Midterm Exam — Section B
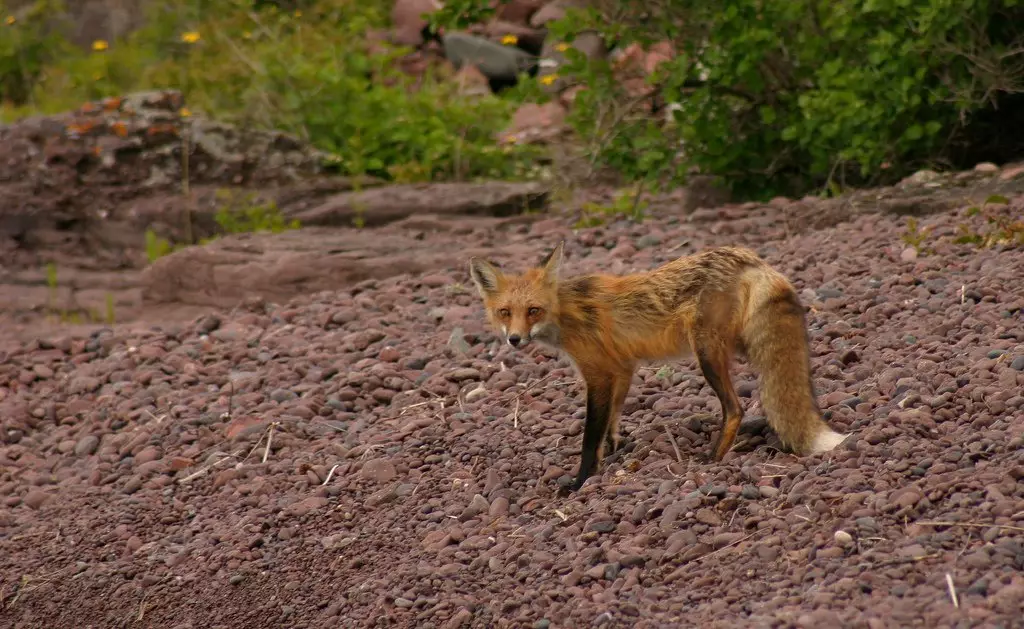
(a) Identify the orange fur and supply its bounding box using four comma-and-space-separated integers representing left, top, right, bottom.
469, 241, 848, 491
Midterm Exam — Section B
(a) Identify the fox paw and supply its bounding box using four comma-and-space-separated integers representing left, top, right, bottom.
604, 437, 635, 463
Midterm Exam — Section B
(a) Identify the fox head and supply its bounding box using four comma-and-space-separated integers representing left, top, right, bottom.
468, 241, 564, 349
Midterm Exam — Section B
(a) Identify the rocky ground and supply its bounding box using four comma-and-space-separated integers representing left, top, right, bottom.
2, 152, 1023, 627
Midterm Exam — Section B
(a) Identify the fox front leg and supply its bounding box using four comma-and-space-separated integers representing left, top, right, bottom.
569, 374, 614, 491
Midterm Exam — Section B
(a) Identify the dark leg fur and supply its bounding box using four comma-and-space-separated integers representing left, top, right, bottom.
571, 375, 613, 491
697, 346, 745, 461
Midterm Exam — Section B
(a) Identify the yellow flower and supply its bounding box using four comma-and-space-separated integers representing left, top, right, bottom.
294, 10, 302, 17
242, 31, 252, 39
92, 40, 109, 52
539, 74, 558, 86
5, 15, 15, 26
181, 31, 200, 44
555, 42, 570, 52
501, 34, 518, 45
179, 107, 191, 118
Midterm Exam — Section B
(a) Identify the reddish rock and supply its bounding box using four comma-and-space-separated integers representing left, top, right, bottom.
391, 0, 443, 46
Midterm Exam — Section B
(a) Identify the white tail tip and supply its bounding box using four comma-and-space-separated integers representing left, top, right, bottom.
811, 429, 849, 454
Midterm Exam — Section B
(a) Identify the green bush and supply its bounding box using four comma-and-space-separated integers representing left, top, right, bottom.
2, 0, 545, 182
546, 0, 1024, 200
1, 0, 72, 110
211, 189, 300, 234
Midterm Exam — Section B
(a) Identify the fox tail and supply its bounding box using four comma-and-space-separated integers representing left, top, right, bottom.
741, 270, 849, 455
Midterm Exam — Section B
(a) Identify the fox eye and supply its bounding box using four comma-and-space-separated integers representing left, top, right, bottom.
527, 307, 542, 317
498, 308, 511, 318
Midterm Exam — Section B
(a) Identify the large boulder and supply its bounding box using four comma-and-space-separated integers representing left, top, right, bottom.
139, 216, 541, 308
289, 181, 549, 228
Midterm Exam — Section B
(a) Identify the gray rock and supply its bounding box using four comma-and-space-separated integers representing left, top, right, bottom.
442, 32, 536, 82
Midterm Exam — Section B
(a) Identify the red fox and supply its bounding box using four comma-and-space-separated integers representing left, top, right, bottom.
468, 241, 849, 491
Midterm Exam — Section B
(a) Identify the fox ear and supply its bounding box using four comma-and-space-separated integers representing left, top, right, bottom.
538, 240, 564, 281
468, 257, 502, 297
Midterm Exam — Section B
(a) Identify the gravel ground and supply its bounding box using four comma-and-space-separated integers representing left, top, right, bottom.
2, 194, 1023, 629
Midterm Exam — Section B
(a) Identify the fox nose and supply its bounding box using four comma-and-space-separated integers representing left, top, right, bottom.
507, 334, 522, 347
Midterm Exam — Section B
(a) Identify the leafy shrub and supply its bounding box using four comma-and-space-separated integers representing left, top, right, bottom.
211, 189, 299, 234
0, 0, 72, 111
546, 0, 1024, 200
2, 0, 545, 182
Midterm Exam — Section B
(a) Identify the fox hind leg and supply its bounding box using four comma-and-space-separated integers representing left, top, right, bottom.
696, 344, 745, 462
603, 368, 635, 457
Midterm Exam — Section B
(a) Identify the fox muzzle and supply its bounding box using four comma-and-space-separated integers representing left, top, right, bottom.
507, 334, 530, 348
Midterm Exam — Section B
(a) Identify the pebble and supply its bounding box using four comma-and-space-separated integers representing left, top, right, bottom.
23, 490, 50, 509
833, 530, 854, 547
74, 435, 100, 456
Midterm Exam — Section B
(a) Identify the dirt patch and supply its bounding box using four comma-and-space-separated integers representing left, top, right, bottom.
2, 184, 1022, 627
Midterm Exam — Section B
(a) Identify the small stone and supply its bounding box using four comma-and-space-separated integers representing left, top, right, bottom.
900, 247, 918, 262
695, 508, 722, 526
23, 490, 50, 509
394, 597, 414, 608
449, 608, 473, 627
229, 574, 245, 585
1011, 356, 1024, 371
285, 496, 329, 517
898, 543, 928, 559
967, 578, 988, 596
134, 446, 161, 466
587, 519, 616, 534
759, 486, 779, 499
448, 328, 471, 354
465, 386, 488, 403
461, 494, 490, 520
360, 460, 397, 483
270, 388, 298, 403
488, 496, 509, 517
974, 162, 999, 173
833, 530, 854, 547
74, 435, 100, 456
447, 368, 481, 382
636, 234, 661, 249
379, 347, 401, 362
620, 554, 646, 568
197, 315, 221, 334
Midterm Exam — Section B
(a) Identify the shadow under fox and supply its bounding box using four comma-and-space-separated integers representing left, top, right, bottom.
469, 241, 848, 491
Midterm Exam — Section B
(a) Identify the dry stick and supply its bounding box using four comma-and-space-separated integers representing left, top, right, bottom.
321, 464, 340, 486
262, 422, 278, 464
180, 115, 194, 246
513, 372, 557, 402
227, 378, 235, 420
686, 530, 762, 566
916, 520, 1024, 534
177, 449, 242, 484
664, 426, 684, 464
240, 424, 274, 464
945, 573, 960, 609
